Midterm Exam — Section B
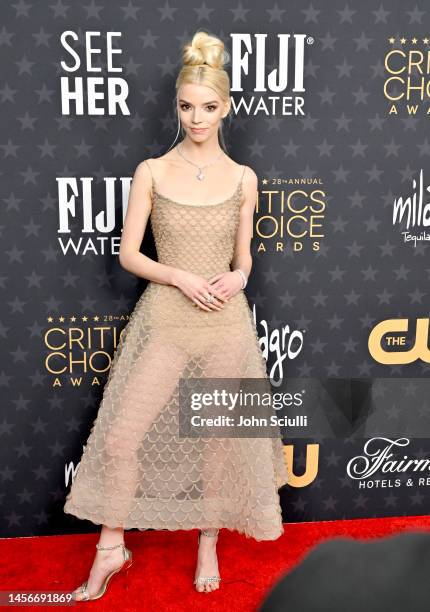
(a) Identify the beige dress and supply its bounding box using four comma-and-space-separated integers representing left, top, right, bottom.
63, 160, 289, 541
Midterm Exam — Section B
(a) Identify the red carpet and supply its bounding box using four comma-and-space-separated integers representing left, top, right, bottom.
2, 516, 430, 611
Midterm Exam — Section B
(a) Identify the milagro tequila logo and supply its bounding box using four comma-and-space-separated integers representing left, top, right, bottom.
346, 437, 430, 489
392, 168, 430, 246
230, 33, 314, 117
252, 303, 304, 385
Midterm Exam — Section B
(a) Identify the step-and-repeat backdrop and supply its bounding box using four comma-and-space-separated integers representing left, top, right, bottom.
2, 1, 430, 537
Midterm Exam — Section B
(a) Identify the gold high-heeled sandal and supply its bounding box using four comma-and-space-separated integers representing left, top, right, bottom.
71, 541, 133, 601
194, 529, 221, 590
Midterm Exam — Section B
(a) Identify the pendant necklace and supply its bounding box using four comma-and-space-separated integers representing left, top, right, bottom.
177, 143, 225, 180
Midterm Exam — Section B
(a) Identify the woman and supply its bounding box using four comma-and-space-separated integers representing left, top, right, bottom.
64, 29, 289, 600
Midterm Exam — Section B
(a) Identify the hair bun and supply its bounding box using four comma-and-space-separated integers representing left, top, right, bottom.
182, 30, 229, 71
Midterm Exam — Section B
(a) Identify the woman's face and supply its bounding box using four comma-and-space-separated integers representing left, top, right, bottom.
177, 83, 229, 142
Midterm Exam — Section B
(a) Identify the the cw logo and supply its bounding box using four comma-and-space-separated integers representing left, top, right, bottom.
368, 318, 430, 364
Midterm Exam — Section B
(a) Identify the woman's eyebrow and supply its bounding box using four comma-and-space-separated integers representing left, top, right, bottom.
178, 99, 218, 105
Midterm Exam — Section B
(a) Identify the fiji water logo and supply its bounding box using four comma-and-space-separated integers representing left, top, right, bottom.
230, 33, 315, 117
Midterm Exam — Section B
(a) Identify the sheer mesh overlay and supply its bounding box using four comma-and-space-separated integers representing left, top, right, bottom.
63, 161, 289, 541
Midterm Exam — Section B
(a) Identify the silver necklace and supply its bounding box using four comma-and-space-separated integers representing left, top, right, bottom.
177, 143, 225, 181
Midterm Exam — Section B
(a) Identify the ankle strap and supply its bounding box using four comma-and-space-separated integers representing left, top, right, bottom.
96, 541, 125, 550
200, 529, 219, 537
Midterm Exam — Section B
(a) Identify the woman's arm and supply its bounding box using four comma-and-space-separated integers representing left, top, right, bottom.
230, 166, 259, 285
119, 160, 181, 286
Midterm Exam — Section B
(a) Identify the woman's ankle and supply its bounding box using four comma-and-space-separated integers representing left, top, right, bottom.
98, 526, 125, 548
201, 528, 219, 537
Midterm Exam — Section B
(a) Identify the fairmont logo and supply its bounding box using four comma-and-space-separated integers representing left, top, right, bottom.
346, 437, 430, 480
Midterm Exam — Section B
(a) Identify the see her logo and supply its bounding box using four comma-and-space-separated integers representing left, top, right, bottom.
59, 31, 130, 116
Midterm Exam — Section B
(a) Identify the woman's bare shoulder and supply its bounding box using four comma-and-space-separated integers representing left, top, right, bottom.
223, 156, 257, 178
220, 158, 258, 191
151, 152, 176, 165
221, 156, 255, 178
241, 163, 258, 185
134, 156, 170, 177
139, 156, 163, 167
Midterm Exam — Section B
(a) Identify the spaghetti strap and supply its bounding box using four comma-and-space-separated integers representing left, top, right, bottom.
240, 164, 247, 187
143, 159, 155, 193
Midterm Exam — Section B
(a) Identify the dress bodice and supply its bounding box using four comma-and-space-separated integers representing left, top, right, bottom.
149, 181, 243, 278
140, 160, 248, 329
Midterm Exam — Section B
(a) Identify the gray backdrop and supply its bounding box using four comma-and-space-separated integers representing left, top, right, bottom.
1, 0, 430, 537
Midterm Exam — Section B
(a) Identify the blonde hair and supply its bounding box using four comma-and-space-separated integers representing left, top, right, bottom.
168, 30, 232, 152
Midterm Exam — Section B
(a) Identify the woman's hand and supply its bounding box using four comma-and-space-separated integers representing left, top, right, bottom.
173, 270, 229, 312
207, 271, 244, 300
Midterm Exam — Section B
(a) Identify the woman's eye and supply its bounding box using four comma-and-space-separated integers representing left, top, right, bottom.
179, 104, 217, 111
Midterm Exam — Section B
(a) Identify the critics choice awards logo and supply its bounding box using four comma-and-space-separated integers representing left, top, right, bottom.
254, 177, 326, 255
383, 36, 430, 115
